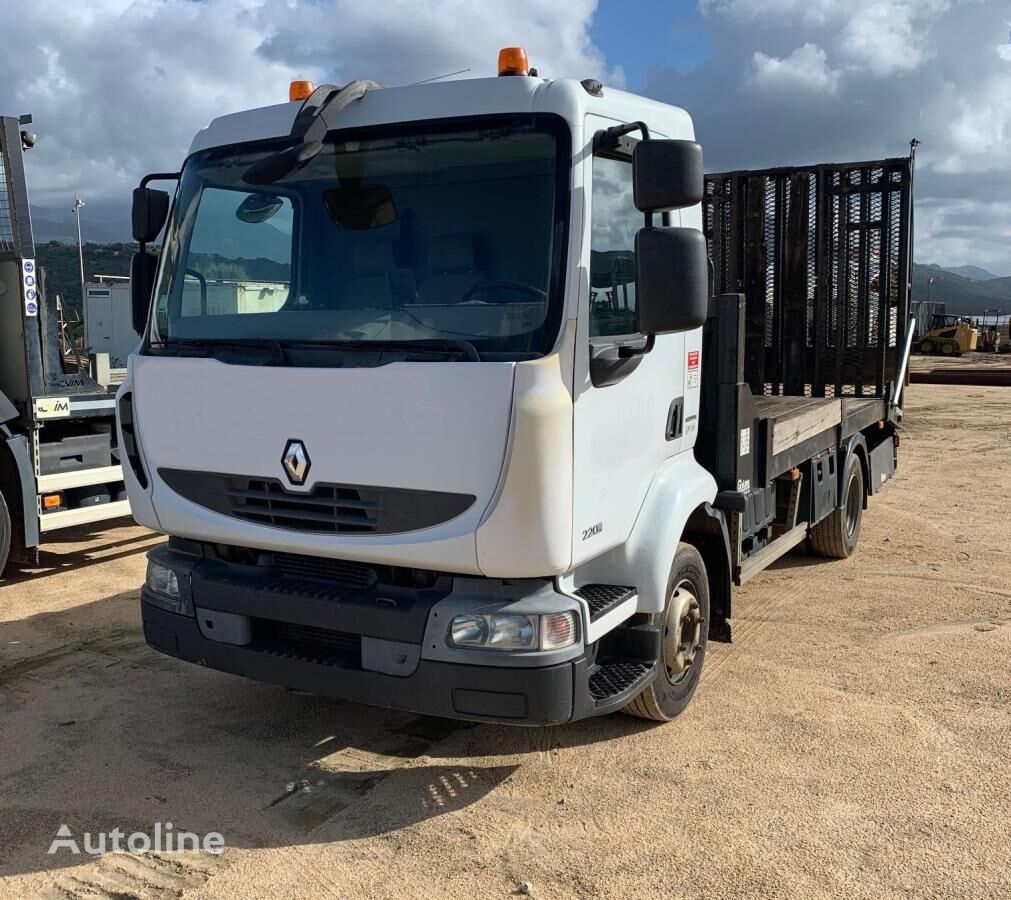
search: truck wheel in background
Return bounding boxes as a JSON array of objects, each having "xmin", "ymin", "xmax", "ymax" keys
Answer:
[
  {"xmin": 920, "ymin": 339, "xmax": 934, "ymax": 354},
  {"xmin": 624, "ymin": 543, "xmax": 709, "ymax": 722},
  {"xmin": 0, "ymin": 489, "xmax": 10, "ymax": 578},
  {"xmin": 809, "ymin": 452, "xmax": 864, "ymax": 559}
]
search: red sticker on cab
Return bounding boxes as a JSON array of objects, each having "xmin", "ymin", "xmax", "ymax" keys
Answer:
[{"xmin": 687, "ymin": 350, "xmax": 700, "ymax": 370}]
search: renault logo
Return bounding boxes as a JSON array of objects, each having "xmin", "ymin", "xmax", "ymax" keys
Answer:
[{"xmin": 281, "ymin": 439, "xmax": 311, "ymax": 486}]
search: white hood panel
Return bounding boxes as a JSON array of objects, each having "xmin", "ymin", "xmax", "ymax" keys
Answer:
[{"xmin": 132, "ymin": 355, "xmax": 515, "ymax": 572}]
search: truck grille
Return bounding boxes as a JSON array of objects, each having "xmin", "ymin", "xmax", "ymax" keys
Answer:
[
  {"xmin": 273, "ymin": 553, "xmax": 378, "ymax": 588},
  {"xmin": 229, "ymin": 479, "xmax": 378, "ymax": 533},
  {"xmin": 159, "ymin": 468, "xmax": 475, "ymax": 536},
  {"xmin": 251, "ymin": 619, "xmax": 362, "ymax": 668}
]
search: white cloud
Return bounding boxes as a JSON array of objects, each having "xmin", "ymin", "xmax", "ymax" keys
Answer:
[
  {"xmin": 644, "ymin": 0, "xmax": 1011, "ymax": 271},
  {"xmin": 703, "ymin": 0, "xmax": 948, "ymax": 75},
  {"xmin": 747, "ymin": 43, "xmax": 839, "ymax": 94},
  {"xmin": 0, "ymin": 0, "xmax": 612, "ymax": 221}
]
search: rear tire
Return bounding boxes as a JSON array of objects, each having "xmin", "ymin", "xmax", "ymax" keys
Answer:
[
  {"xmin": 0, "ymin": 489, "xmax": 10, "ymax": 579},
  {"xmin": 809, "ymin": 452, "xmax": 864, "ymax": 559},
  {"xmin": 920, "ymin": 339, "xmax": 934, "ymax": 354},
  {"xmin": 624, "ymin": 543, "xmax": 709, "ymax": 722}
]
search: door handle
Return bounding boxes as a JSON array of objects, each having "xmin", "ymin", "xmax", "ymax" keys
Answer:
[{"xmin": 666, "ymin": 396, "xmax": 684, "ymax": 441}]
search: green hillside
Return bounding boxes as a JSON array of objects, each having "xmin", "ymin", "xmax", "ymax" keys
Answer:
[
  {"xmin": 912, "ymin": 264, "xmax": 1011, "ymax": 316},
  {"xmin": 34, "ymin": 241, "xmax": 289, "ymax": 312},
  {"xmin": 34, "ymin": 241, "xmax": 134, "ymax": 311}
]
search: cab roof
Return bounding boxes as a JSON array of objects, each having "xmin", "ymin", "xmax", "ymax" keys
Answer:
[{"xmin": 188, "ymin": 76, "xmax": 695, "ymax": 157}]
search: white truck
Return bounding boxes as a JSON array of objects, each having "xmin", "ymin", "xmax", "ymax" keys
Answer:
[{"xmin": 122, "ymin": 51, "xmax": 913, "ymax": 723}]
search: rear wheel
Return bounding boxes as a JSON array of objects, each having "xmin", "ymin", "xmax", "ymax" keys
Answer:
[
  {"xmin": 624, "ymin": 543, "xmax": 709, "ymax": 722},
  {"xmin": 920, "ymin": 339, "xmax": 934, "ymax": 354},
  {"xmin": 809, "ymin": 452, "xmax": 864, "ymax": 559},
  {"xmin": 0, "ymin": 489, "xmax": 10, "ymax": 579}
]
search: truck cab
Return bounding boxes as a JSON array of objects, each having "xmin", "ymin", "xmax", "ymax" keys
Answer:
[{"xmin": 125, "ymin": 57, "xmax": 909, "ymax": 724}]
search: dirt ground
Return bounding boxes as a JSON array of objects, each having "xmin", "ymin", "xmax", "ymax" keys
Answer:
[{"xmin": 2, "ymin": 368, "xmax": 1010, "ymax": 900}]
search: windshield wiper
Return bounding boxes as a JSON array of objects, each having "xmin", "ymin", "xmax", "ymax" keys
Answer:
[
  {"xmin": 149, "ymin": 338, "xmax": 286, "ymax": 364},
  {"xmin": 282, "ymin": 338, "xmax": 481, "ymax": 361}
]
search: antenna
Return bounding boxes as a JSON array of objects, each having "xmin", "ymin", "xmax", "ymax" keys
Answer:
[{"xmin": 410, "ymin": 67, "xmax": 471, "ymax": 86}]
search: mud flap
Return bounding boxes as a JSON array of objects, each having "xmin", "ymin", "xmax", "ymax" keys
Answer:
[{"xmin": 868, "ymin": 438, "xmax": 896, "ymax": 494}]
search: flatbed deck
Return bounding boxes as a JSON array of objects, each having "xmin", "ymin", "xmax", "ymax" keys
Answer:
[{"xmin": 752, "ymin": 395, "xmax": 885, "ymax": 476}]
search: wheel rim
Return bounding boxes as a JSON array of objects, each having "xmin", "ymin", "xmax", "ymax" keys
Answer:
[
  {"xmin": 662, "ymin": 579, "xmax": 703, "ymax": 685},
  {"xmin": 844, "ymin": 471, "xmax": 861, "ymax": 538}
]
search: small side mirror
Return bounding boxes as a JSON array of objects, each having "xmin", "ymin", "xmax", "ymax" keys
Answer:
[
  {"xmin": 635, "ymin": 227, "xmax": 708, "ymax": 335},
  {"xmin": 132, "ymin": 187, "xmax": 170, "ymax": 243},
  {"xmin": 130, "ymin": 251, "xmax": 158, "ymax": 334},
  {"xmin": 633, "ymin": 140, "xmax": 704, "ymax": 213}
]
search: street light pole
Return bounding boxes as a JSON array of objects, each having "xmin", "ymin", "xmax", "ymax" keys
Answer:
[
  {"xmin": 73, "ymin": 192, "xmax": 86, "ymax": 303},
  {"xmin": 927, "ymin": 275, "xmax": 936, "ymax": 304}
]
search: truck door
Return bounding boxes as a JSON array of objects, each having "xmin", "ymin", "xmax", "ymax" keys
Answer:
[{"xmin": 570, "ymin": 115, "xmax": 699, "ymax": 567}]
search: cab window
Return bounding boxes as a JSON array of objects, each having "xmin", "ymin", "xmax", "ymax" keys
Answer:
[{"xmin": 590, "ymin": 155, "xmax": 639, "ymax": 337}]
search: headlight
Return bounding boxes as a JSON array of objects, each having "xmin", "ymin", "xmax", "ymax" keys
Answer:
[
  {"xmin": 146, "ymin": 559, "xmax": 180, "ymax": 599},
  {"xmin": 448, "ymin": 611, "xmax": 577, "ymax": 652}
]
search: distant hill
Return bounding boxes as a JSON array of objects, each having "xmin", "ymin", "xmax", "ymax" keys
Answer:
[
  {"xmin": 937, "ymin": 264, "xmax": 1002, "ymax": 282},
  {"xmin": 912, "ymin": 264, "xmax": 1011, "ymax": 316},
  {"xmin": 34, "ymin": 240, "xmax": 289, "ymax": 313},
  {"xmin": 32, "ymin": 217, "xmax": 131, "ymax": 245}
]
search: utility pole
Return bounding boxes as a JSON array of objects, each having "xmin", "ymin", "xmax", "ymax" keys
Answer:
[{"xmin": 73, "ymin": 192, "xmax": 86, "ymax": 304}]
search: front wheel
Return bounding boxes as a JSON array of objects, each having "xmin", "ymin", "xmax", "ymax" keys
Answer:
[
  {"xmin": 0, "ymin": 489, "xmax": 11, "ymax": 579},
  {"xmin": 624, "ymin": 543, "xmax": 709, "ymax": 721}
]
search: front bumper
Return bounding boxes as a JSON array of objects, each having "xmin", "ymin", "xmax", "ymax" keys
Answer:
[
  {"xmin": 139, "ymin": 544, "xmax": 617, "ymax": 725},
  {"xmin": 143, "ymin": 601, "xmax": 582, "ymax": 724}
]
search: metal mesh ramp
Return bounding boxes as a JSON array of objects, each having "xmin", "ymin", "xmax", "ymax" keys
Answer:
[{"xmin": 704, "ymin": 155, "xmax": 913, "ymax": 399}]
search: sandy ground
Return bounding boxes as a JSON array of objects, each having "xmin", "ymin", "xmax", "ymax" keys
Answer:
[{"xmin": 1, "ymin": 369, "xmax": 1010, "ymax": 899}]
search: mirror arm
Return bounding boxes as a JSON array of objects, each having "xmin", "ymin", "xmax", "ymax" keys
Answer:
[
  {"xmin": 595, "ymin": 120, "xmax": 651, "ymax": 153},
  {"xmin": 140, "ymin": 171, "xmax": 180, "ymax": 190}
]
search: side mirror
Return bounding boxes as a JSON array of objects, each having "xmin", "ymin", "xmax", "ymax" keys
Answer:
[
  {"xmin": 633, "ymin": 140, "xmax": 704, "ymax": 212},
  {"xmin": 132, "ymin": 187, "xmax": 170, "ymax": 242},
  {"xmin": 635, "ymin": 227, "xmax": 708, "ymax": 335},
  {"xmin": 130, "ymin": 251, "xmax": 158, "ymax": 335}
]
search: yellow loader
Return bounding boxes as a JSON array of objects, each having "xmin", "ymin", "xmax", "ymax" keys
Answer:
[{"xmin": 917, "ymin": 314, "xmax": 978, "ymax": 356}]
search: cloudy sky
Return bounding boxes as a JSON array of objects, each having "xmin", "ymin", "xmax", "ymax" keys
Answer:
[{"xmin": 2, "ymin": 0, "xmax": 1009, "ymax": 272}]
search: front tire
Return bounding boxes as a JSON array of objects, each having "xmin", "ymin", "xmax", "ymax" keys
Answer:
[
  {"xmin": 624, "ymin": 543, "xmax": 709, "ymax": 722},
  {"xmin": 809, "ymin": 452, "xmax": 864, "ymax": 559},
  {"xmin": 0, "ymin": 489, "xmax": 11, "ymax": 579}
]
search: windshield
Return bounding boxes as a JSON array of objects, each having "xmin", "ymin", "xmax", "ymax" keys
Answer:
[{"xmin": 149, "ymin": 115, "xmax": 568, "ymax": 359}]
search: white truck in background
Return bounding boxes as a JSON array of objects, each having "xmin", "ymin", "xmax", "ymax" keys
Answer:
[
  {"xmin": 0, "ymin": 115, "xmax": 133, "ymax": 576},
  {"xmin": 121, "ymin": 50, "xmax": 913, "ymax": 724}
]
